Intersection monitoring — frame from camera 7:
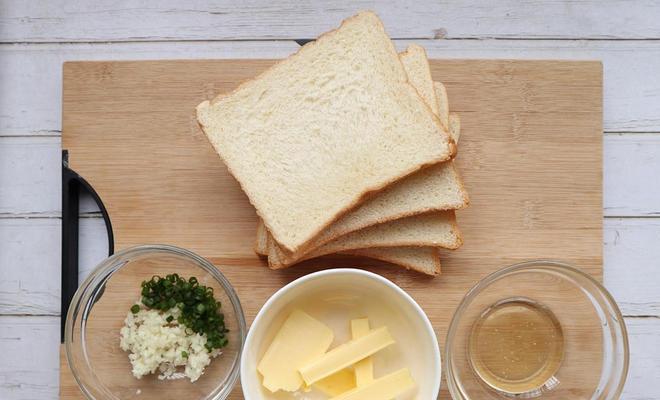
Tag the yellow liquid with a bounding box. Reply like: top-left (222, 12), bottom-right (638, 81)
top-left (468, 298), bottom-right (564, 394)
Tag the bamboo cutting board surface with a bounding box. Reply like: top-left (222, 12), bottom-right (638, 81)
top-left (60, 59), bottom-right (602, 399)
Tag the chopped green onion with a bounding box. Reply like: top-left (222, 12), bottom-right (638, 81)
top-left (134, 274), bottom-right (228, 350)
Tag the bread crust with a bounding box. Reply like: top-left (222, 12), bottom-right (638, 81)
top-left (267, 210), bottom-right (461, 269)
top-left (344, 247), bottom-right (442, 276)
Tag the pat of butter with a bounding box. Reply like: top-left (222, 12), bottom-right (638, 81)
top-left (299, 326), bottom-right (395, 385)
top-left (351, 318), bottom-right (374, 386)
top-left (314, 318), bottom-right (374, 396)
top-left (329, 368), bottom-right (416, 400)
top-left (314, 368), bottom-right (355, 397)
top-left (257, 310), bottom-right (334, 392)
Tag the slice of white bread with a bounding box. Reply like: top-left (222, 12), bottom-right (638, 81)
top-left (434, 81), bottom-right (449, 130)
top-left (257, 221), bottom-right (440, 275)
top-left (269, 211), bottom-right (461, 268)
top-left (264, 110), bottom-right (465, 269)
top-left (255, 218), bottom-right (443, 275)
top-left (254, 220), bottom-right (269, 256)
top-left (254, 120), bottom-right (460, 275)
top-left (252, 60), bottom-right (451, 276)
top-left (257, 110), bottom-right (463, 272)
top-left (198, 11), bottom-right (455, 253)
top-left (266, 110), bottom-right (464, 269)
top-left (400, 45), bottom-right (438, 116)
top-left (256, 44), bottom-right (467, 273)
top-left (449, 112), bottom-right (461, 143)
top-left (265, 47), bottom-right (468, 262)
top-left (343, 247), bottom-right (441, 276)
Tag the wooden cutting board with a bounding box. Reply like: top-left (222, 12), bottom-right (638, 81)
top-left (60, 59), bottom-right (602, 399)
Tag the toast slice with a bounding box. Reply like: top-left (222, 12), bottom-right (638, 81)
top-left (343, 247), bottom-right (441, 276)
top-left (198, 11), bottom-right (455, 253)
top-left (268, 211), bottom-right (461, 268)
top-left (254, 220), bottom-right (269, 256)
top-left (257, 110), bottom-right (463, 272)
top-left (400, 45), bottom-right (438, 116)
top-left (434, 81), bottom-right (449, 130)
top-left (449, 112), bottom-right (461, 143)
top-left (264, 110), bottom-right (464, 269)
top-left (336, 110), bottom-right (461, 276)
top-left (264, 46), bottom-right (467, 262)
top-left (256, 225), bottom-right (440, 275)
top-left (251, 52), bottom-right (452, 271)
top-left (255, 217), bottom-right (443, 276)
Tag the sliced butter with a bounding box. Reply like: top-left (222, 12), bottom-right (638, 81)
top-left (314, 318), bottom-right (374, 396)
top-left (329, 368), bottom-right (416, 400)
top-left (351, 318), bottom-right (374, 386)
top-left (257, 310), bottom-right (334, 392)
top-left (314, 368), bottom-right (356, 397)
top-left (299, 326), bottom-right (395, 385)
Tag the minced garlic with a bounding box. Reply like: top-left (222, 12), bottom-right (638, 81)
top-left (119, 305), bottom-right (221, 382)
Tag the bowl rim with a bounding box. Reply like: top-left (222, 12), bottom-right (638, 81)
top-left (240, 267), bottom-right (441, 399)
top-left (444, 259), bottom-right (630, 400)
top-left (65, 244), bottom-right (247, 400)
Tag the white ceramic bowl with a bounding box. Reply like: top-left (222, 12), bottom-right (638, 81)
top-left (240, 268), bottom-right (441, 399)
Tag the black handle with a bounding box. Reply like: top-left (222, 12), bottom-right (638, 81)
top-left (61, 150), bottom-right (115, 342)
top-left (295, 39), bottom-right (314, 46)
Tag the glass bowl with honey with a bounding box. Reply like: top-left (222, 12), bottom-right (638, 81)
top-left (445, 260), bottom-right (629, 400)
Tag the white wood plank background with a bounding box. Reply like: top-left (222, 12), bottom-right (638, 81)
top-left (1, 2), bottom-right (659, 399)
top-left (2, 0), bottom-right (660, 41)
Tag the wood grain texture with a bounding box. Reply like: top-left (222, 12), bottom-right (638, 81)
top-left (401, 39), bottom-right (660, 133)
top-left (4, 217), bottom-right (659, 318)
top-left (3, 0), bottom-right (660, 42)
top-left (57, 59), bottom-right (602, 399)
top-left (3, 40), bottom-right (660, 136)
top-left (0, 316), bottom-right (652, 400)
top-left (4, 134), bottom-right (660, 218)
top-left (0, 42), bottom-right (299, 136)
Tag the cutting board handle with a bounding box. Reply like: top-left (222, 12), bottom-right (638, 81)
top-left (295, 39), bottom-right (315, 46)
top-left (60, 150), bottom-right (114, 342)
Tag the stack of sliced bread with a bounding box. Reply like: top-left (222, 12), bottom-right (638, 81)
top-left (197, 11), bottom-right (468, 276)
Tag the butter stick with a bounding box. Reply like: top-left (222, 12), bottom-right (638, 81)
top-left (299, 326), bottom-right (395, 385)
top-left (258, 310), bottom-right (334, 392)
top-left (351, 318), bottom-right (374, 386)
top-left (313, 368), bottom-right (356, 397)
top-left (329, 368), bottom-right (416, 400)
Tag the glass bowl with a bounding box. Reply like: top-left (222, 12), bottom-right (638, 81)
top-left (65, 244), bottom-right (246, 400)
top-left (445, 260), bottom-right (629, 400)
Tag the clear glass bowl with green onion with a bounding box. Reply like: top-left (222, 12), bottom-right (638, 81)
top-left (65, 244), bottom-right (246, 400)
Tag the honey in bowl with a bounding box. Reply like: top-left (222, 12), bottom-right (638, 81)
top-left (468, 297), bottom-right (564, 395)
